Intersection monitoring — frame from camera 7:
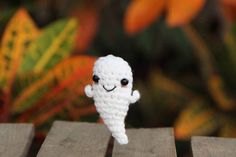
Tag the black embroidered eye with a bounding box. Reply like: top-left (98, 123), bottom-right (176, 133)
top-left (121, 78), bottom-right (129, 86)
top-left (93, 75), bottom-right (100, 83)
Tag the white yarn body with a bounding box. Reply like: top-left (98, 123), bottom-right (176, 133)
top-left (93, 87), bottom-right (130, 144)
top-left (85, 54), bottom-right (140, 145)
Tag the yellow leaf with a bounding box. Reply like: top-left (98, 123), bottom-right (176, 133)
top-left (124, 0), bottom-right (165, 35)
top-left (0, 8), bottom-right (39, 90)
top-left (166, 0), bottom-right (205, 27)
top-left (175, 100), bottom-right (219, 140)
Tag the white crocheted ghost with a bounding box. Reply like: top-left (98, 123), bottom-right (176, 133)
top-left (84, 54), bottom-right (140, 144)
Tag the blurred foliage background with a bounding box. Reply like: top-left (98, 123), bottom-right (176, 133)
top-left (0, 0), bottom-right (236, 156)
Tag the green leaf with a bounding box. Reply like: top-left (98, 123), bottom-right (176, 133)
top-left (18, 18), bottom-right (77, 74)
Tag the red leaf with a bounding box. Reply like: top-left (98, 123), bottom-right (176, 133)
top-left (222, 0), bottom-right (236, 7)
top-left (71, 7), bottom-right (100, 52)
top-left (221, 0), bottom-right (236, 22)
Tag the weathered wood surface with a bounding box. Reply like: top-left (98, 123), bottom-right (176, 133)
top-left (2, 121), bottom-right (236, 157)
top-left (36, 121), bottom-right (111, 157)
top-left (112, 128), bottom-right (177, 157)
top-left (191, 136), bottom-right (236, 157)
top-left (0, 124), bottom-right (34, 157)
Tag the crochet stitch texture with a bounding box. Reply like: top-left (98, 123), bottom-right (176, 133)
top-left (85, 54), bottom-right (140, 144)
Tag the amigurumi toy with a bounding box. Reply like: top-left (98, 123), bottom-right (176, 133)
top-left (84, 54), bottom-right (140, 144)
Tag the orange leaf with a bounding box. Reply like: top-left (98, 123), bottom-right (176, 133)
top-left (71, 7), bottom-right (99, 52)
top-left (124, 0), bottom-right (165, 35)
top-left (12, 55), bottom-right (96, 113)
top-left (16, 65), bottom-right (92, 122)
top-left (166, 0), bottom-right (205, 27)
top-left (175, 100), bottom-right (219, 140)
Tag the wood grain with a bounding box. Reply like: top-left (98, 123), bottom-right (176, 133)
top-left (191, 136), bottom-right (236, 157)
top-left (0, 124), bottom-right (34, 157)
top-left (37, 121), bottom-right (111, 157)
top-left (112, 128), bottom-right (177, 157)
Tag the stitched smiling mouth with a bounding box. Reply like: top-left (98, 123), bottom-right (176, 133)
top-left (103, 85), bottom-right (116, 92)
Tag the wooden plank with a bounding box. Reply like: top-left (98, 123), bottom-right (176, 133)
top-left (191, 136), bottom-right (236, 157)
top-left (112, 128), bottom-right (177, 157)
top-left (37, 121), bottom-right (111, 157)
top-left (0, 124), bottom-right (34, 157)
